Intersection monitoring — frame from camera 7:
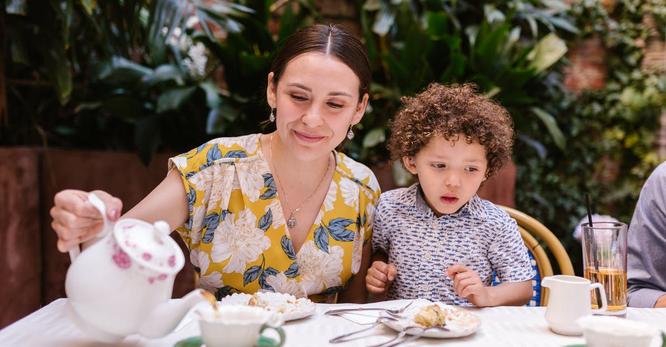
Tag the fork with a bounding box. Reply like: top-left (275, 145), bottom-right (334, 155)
top-left (367, 326), bottom-right (426, 347)
top-left (324, 301), bottom-right (414, 317)
top-left (328, 316), bottom-right (399, 343)
top-left (369, 321), bottom-right (450, 347)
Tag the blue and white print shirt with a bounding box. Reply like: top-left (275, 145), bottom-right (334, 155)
top-left (372, 184), bottom-right (534, 305)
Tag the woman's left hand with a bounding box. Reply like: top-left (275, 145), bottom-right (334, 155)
top-left (447, 264), bottom-right (492, 307)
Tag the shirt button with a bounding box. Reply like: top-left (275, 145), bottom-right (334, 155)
top-left (424, 252), bottom-right (432, 261)
top-left (431, 221), bottom-right (438, 228)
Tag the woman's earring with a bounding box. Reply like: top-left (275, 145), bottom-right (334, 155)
top-left (347, 126), bottom-right (354, 140)
top-left (269, 108), bottom-right (276, 122)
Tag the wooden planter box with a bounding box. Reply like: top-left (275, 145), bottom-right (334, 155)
top-left (0, 147), bottom-right (195, 329)
top-left (0, 147), bottom-right (516, 328)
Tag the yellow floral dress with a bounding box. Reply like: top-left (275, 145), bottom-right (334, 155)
top-left (168, 134), bottom-right (380, 302)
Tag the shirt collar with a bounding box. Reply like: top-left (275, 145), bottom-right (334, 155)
top-left (411, 183), bottom-right (486, 219)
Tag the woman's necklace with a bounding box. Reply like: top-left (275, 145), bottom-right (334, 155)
top-left (270, 134), bottom-right (332, 229)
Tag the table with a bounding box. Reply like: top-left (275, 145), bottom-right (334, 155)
top-left (1, 299), bottom-right (665, 346)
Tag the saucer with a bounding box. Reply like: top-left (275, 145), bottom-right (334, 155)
top-left (174, 335), bottom-right (280, 347)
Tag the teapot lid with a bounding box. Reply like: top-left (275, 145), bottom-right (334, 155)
top-left (113, 219), bottom-right (185, 275)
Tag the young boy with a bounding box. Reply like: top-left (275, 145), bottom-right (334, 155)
top-left (367, 83), bottom-right (534, 307)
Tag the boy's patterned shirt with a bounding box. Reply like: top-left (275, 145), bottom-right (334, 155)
top-left (372, 184), bottom-right (534, 305)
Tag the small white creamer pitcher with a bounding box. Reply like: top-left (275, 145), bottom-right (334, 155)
top-left (541, 275), bottom-right (607, 336)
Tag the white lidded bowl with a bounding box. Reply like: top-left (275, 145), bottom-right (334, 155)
top-left (576, 315), bottom-right (662, 347)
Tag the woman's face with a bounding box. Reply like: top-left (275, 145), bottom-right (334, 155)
top-left (267, 52), bottom-right (368, 161)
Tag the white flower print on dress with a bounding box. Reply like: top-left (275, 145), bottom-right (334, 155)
top-left (323, 181), bottom-right (338, 212)
top-left (189, 205), bottom-right (207, 243)
top-left (211, 208), bottom-right (271, 273)
top-left (208, 165), bottom-right (236, 210)
top-left (190, 249), bottom-right (210, 273)
top-left (342, 156), bottom-right (371, 181)
top-left (234, 134), bottom-right (259, 154)
top-left (365, 202), bottom-right (376, 230)
top-left (190, 166), bottom-right (215, 192)
top-left (237, 160), bottom-right (265, 202)
top-left (265, 199), bottom-right (284, 229)
top-left (199, 271), bottom-right (224, 293)
top-left (351, 230), bottom-right (363, 274)
top-left (339, 178), bottom-right (359, 209)
top-left (171, 156), bottom-right (188, 171)
top-left (297, 241), bottom-right (343, 295)
top-left (265, 273), bottom-right (306, 297)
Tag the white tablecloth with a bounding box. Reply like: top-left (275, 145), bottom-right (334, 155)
top-left (1, 299), bottom-right (665, 346)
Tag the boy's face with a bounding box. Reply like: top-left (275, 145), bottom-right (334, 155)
top-left (403, 135), bottom-right (488, 216)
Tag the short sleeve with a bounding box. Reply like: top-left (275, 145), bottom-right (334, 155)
top-left (371, 198), bottom-right (390, 254)
top-left (488, 216), bottom-right (534, 282)
top-left (363, 182), bottom-right (381, 244)
top-left (167, 142), bottom-right (238, 248)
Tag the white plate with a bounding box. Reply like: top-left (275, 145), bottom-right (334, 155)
top-left (219, 292), bottom-right (316, 321)
top-left (382, 300), bottom-right (481, 338)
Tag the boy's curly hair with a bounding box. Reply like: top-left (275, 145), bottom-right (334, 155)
top-left (388, 83), bottom-right (513, 178)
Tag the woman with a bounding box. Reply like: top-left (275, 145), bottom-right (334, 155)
top-left (50, 24), bottom-right (380, 303)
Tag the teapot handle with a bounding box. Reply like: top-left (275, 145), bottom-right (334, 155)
top-left (68, 193), bottom-right (112, 263)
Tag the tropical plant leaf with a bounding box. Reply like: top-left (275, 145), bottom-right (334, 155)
top-left (326, 218), bottom-right (355, 242)
top-left (156, 86), bottom-right (197, 113)
top-left (284, 262), bottom-right (299, 278)
top-left (314, 226), bottom-right (329, 253)
top-left (79, 0), bottom-right (97, 15)
top-left (258, 209), bottom-right (273, 232)
top-left (202, 212), bottom-right (221, 243)
top-left (142, 64), bottom-right (184, 86)
top-left (243, 265), bottom-right (262, 286)
top-left (362, 128), bottom-right (386, 148)
top-left (527, 33), bottom-right (567, 73)
top-left (531, 107), bottom-right (566, 150)
top-left (206, 145), bottom-right (222, 163)
top-left (281, 236), bottom-right (297, 260)
top-left (259, 267), bottom-right (279, 290)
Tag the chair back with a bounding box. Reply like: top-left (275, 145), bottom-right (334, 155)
top-left (498, 205), bottom-right (574, 306)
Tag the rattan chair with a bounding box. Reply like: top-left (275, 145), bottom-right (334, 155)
top-left (499, 205), bottom-right (574, 306)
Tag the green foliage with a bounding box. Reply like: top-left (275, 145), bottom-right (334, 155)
top-left (351, 0), bottom-right (574, 164)
top-left (2, 0), bottom-right (316, 163)
top-left (3, 0), bottom-right (665, 272)
top-left (515, 0), bottom-right (666, 272)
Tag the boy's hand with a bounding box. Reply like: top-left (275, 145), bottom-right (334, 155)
top-left (366, 261), bottom-right (397, 295)
top-left (447, 264), bottom-right (492, 307)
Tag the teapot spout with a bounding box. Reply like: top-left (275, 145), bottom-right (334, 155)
top-left (138, 289), bottom-right (207, 338)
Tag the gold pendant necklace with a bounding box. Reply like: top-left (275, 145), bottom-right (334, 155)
top-left (270, 134), bottom-right (331, 229)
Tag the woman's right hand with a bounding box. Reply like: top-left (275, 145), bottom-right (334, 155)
top-left (50, 190), bottom-right (123, 252)
top-left (365, 260), bottom-right (397, 295)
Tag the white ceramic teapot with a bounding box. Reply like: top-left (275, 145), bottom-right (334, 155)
top-left (541, 275), bottom-right (608, 336)
top-left (65, 193), bottom-right (207, 342)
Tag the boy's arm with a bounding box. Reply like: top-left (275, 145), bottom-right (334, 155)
top-left (367, 250), bottom-right (391, 301)
top-left (483, 280), bottom-right (532, 306)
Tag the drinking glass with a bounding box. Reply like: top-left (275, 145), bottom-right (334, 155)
top-left (581, 221), bottom-right (628, 315)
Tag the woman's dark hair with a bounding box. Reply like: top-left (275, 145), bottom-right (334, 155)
top-left (270, 24), bottom-right (371, 100)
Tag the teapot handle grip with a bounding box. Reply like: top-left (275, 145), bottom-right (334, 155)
top-left (68, 193), bottom-right (111, 263)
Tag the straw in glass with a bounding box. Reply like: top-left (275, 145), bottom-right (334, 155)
top-left (585, 193), bottom-right (604, 309)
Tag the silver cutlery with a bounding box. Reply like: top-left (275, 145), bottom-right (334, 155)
top-left (324, 301), bottom-right (414, 317)
top-left (328, 316), bottom-right (399, 343)
top-left (369, 324), bottom-right (450, 347)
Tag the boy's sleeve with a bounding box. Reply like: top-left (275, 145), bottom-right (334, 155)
top-left (371, 198), bottom-right (390, 254)
top-left (488, 216), bottom-right (535, 282)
